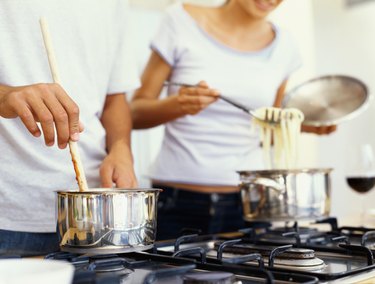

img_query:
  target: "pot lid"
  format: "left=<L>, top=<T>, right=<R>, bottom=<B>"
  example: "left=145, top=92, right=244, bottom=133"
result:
left=282, top=75, right=370, bottom=126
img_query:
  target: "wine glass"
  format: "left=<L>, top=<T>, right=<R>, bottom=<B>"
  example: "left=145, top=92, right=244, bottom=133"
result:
left=346, top=143, right=375, bottom=226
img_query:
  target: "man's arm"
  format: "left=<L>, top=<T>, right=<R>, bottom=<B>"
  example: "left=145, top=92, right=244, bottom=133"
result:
left=0, top=83, right=81, bottom=148
left=100, top=93, right=137, bottom=188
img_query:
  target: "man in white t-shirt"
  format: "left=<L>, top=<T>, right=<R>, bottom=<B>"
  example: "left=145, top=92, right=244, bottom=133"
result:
left=0, top=0, right=139, bottom=256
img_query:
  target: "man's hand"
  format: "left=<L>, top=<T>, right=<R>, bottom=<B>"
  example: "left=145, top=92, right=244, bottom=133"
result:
left=0, top=83, right=82, bottom=149
left=99, top=143, right=138, bottom=188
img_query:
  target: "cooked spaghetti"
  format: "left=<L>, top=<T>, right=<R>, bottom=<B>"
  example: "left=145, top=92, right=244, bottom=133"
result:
left=253, top=107, right=304, bottom=169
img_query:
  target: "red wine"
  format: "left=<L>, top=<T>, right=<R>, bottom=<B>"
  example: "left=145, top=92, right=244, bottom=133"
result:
left=346, top=176, right=375, bottom=193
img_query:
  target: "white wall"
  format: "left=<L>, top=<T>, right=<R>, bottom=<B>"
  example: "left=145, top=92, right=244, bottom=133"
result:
left=129, top=0, right=319, bottom=187
left=312, top=0, right=375, bottom=223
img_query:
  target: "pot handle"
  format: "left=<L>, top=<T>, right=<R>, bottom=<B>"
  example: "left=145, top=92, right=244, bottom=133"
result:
left=240, top=177, right=286, bottom=220
left=242, top=177, right=285, bottom=193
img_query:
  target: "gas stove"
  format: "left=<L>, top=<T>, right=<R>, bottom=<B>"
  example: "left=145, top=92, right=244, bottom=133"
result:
left=16, top=217, right=375, bottom=283
left=44, top=251, right=317, bottom=283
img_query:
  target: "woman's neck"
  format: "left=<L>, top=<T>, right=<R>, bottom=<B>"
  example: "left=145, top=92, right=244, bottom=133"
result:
left=184, top=3, right=274, bottom=52
left=218, top=1, right=266, bottom=32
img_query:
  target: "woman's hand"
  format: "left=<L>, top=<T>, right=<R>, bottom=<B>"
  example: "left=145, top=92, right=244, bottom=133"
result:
left=177, top=81, right=219, bottom=115
left=0, top=83, right=83, bottom=149
left=302, top=124, right=337, bottom=135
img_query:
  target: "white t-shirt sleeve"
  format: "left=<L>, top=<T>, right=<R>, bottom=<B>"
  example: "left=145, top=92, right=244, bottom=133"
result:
left=107, top=7, right=140, bottom=95
left=284, top=33, right=303, bottom=78
left=150, top=11, right=177, bottom=66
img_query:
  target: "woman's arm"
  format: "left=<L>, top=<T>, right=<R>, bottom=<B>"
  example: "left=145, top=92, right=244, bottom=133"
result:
left=130, top=51, right=218, bottom=129
left=273, top=80, right=288, bottom=108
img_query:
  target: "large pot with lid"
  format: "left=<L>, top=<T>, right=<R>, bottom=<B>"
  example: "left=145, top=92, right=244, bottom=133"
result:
left=238, top=168, right=332, bottom=221
left=56, top=188, right=161, bottom=254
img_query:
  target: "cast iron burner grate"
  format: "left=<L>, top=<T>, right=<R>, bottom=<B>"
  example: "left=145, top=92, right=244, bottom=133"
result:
left=44, top=250, right=319, bottom=284
left=154, top=218, right=375, bottom=282
left=183, top=272, right=235, bottom=284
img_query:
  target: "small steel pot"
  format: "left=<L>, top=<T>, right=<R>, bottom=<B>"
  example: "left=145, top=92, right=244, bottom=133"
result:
left=56, top=188, right=161, bottom=254
left=238, top=169, right=332, bottom=222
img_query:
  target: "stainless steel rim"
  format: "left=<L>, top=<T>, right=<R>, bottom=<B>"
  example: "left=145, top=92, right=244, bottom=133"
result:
left=60, top=244, right=154, bottom=255
left=56, top=188, right=162, bottom=195
left=243, top=214, right=329, bottom=222
left=237, top=168, right=333, bottom=175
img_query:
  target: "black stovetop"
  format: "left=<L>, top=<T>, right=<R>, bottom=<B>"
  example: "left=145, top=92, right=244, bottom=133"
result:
left=4, top=217, right=375, bottom=284
left=45, top=250, right=320, bottom=284
left=153, top=217, right=375, bottom=282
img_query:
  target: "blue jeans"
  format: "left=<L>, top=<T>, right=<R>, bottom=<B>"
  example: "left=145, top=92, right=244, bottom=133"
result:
left=0, top=229, right=60, bottom=257
left=154, top=184, right=245, bottom=241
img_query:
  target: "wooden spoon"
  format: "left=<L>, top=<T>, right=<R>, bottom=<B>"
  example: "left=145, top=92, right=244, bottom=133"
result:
left=39, top=17, right=88, bottom=192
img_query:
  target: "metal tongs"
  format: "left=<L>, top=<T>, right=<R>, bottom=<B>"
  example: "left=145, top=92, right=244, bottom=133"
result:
left=163, top=82, right=284, bottom=125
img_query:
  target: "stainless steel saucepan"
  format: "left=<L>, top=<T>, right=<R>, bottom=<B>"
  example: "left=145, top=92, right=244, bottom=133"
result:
left=238, top=169, right=332, bottom=221
left=56, top=188, right=161, bottom=254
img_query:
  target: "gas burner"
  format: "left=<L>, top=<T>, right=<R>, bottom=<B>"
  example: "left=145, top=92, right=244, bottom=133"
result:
left=274, top=248, right=315, bottom=259
left=269, top=257, right=325, bottom=271
left=183, top=272, right=235, bottom=284
left=212, top=241, right=325, bottom=272
left=266, top=247, right=325, bottom=271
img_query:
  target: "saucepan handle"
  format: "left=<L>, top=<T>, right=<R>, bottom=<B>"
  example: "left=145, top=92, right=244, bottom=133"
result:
left=240, top=177, right=286, bottom=220
left=241, top=177, right=285, bottom=193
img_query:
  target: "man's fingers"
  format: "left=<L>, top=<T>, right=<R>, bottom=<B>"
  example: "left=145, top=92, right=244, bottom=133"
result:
left=114, top=176, right=129, bottom=188
left=43, top=95, right=70, bottom=149
left=53, top=84, right=80, bottom=141
left=27, top=96, right=55, bottom=146
left=79, top=121, right=85, bottom=133
left=17, top=105, right=41, bottom=137
left=116, top=179, right=138, bottom=188
left=100, top=165, right=114, bottom=188
left=38, top=111, right=55, bottom=146
left=113, top=171, right=138, bottom=189
left=1, top=83, right=81, bottom=147
left=2, top=89, right=41, bottom=137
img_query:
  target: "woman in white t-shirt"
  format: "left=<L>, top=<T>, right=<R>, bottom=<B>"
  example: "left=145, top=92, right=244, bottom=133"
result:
left=131, top=0, right=335, bottom=240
